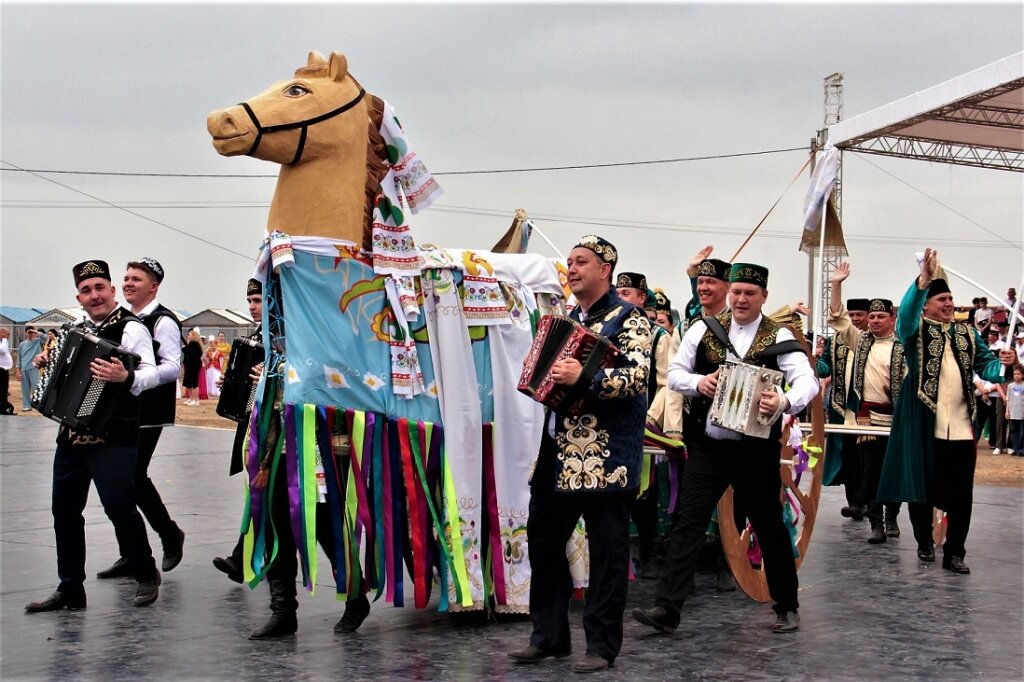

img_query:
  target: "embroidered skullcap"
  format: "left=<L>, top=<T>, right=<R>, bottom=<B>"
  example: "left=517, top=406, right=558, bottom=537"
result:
left=616, top=272, right=647, bottom=292
left=73, top=260, right=111, bottom=286
left=696, top=258, right=731, bottom=282
left=868, top=298, right=893, bottom=314
left=573, top=235, right=618, bottom=267
left=128, top=257, right=164, bottom=283
left=654, top=290, right=672, bottom=313
left=728, top=262, right=769, bottom=288
left=847, top=298, right=871, bottom=312
left=927, top=278, right=951, bottom=299
left=247, top=278, right=263, bottom=296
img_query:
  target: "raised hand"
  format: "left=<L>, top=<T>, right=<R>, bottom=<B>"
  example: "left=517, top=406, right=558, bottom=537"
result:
left=831, top=261, right=851, bottom=284
left=687, top=245, right=715, bottom=276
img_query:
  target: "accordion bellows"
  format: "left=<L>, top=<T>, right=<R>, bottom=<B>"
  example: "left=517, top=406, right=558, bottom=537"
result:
left=709, top=359, right=784, bottom=439
left=33, top=327, right=141, bottom=435
left=517, top=315, right=620, bottom=414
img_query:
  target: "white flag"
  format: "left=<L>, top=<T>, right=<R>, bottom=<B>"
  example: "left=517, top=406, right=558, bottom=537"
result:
left=802, top=145, right=840, bottom=232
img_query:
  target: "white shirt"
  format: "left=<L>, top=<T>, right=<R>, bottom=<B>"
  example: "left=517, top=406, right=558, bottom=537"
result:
left=0, top=337, right=12, bottom=371
left=136, top=299, right=181, bottom=388
left=668, top=313, right=819, bottom=440
left=86, top=311, right=159, bottom=397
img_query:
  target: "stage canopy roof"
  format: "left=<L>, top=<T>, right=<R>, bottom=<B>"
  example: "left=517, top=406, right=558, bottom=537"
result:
left=827, top=52, right=1024, bottom=172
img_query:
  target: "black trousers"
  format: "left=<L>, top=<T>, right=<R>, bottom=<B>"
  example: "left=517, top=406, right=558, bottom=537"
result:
left=0, top=367, right=10, bottom=410
left=263, top=451, right=361, bottom=612
left=628, top=481, right=659, bottom=564
left=527, top=443, right=632, bottom=663
left=909, top=439, right=976, bottom=559
left=839, top=434, right=864, bottom=507
left=857, top=436, right=901, bottom=528
left=656, top=437, right=799, bottom=618
left=117, top=426, right=178, bottom=556
left=52, top=444, right=157, bottom=592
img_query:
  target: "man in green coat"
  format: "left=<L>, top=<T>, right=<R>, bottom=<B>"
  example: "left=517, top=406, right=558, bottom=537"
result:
left=878, top=249, right=1017, bottom=575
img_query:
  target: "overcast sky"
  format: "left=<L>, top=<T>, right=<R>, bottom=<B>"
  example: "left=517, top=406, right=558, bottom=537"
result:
left=2, top=2, right=1022, bottom=325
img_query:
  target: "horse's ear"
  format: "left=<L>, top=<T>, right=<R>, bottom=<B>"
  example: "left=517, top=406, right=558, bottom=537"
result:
left=307, top=51, right=327, bottom=66
left=328, top=52, right=349, bottom=82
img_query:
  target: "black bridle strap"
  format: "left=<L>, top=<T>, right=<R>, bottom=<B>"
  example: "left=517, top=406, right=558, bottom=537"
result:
left=239, top=87, right=366, bottom=162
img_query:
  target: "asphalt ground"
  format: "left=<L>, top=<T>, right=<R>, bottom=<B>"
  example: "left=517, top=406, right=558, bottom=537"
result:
left=1, top=416, right=1021, bottom=681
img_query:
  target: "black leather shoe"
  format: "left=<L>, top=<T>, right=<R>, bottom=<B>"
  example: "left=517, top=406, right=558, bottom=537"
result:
left=632, top=606, right=678, bottom=633
left=162, top=528, right=185, bottom=572
left=212, top=556, right=243, bottom=584
left=334, top=595, right=371, bottom=633
left=133, top=572, right=161, bottom=607
left=841, top=505, right=866, bottom=521
left=884, top=517, right=901, bottom=537
left=917, top=542, right=936, bottom=563
left=574, top=652, right=611, bottom=673
left=771, top=610, right=800, bottom=633
left=96, top=556, right=133, bottom=579
left=943, top=556, right=971, bottom=574
left=249, top=613, right=298, bottom=640
left=25, top=590, right=86, bottom=613
left=507, top=644, right=571, bottom=664
left=867, top=527, right=887, bottom=544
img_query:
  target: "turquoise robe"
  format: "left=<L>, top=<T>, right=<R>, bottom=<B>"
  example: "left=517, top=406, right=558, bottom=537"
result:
left=877, top=280, right=1004, bottom=504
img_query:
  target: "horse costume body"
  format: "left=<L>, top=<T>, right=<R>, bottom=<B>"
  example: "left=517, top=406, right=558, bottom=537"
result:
left=208, top=52, right=578, bottom=613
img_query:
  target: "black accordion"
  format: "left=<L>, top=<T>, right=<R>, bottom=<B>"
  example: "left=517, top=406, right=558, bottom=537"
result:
left=216, top=337, right=265, bottom=423
left=32, top=326, right=141, bottom=435
left=517, top=315, right=621, bottom=414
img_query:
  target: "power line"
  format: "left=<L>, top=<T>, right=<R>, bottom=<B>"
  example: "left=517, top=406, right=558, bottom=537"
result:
left=853, top=154, right=1022, bottom=251
left=0, top=146, right=807, bottom=178
left=0, top=159, right=257, bottom=262
left=3, top=198, right=1017, bottom=249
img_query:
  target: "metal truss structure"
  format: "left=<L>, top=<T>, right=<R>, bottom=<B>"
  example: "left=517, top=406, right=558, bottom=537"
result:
left=837, top=77, right=1024, bottom=172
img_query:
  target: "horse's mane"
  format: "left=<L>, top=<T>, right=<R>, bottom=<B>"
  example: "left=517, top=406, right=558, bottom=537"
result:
left=364, top=94, right=389, bottom=251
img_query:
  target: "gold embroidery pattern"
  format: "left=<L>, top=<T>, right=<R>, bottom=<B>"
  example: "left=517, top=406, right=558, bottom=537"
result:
left=916, top=321, right=975, bottom=417
left=597, top=309, right=651, bottom=400
left=576, top=235, right=617, bottom=264
left=890, top=342, right=906, bottom=405
left=851, top=332, right=905, bottom=407
left=555, top=414, right=626, bottom=490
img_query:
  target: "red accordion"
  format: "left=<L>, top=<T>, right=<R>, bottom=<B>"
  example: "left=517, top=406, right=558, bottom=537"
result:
left=517, top=315, right=621, bottom=413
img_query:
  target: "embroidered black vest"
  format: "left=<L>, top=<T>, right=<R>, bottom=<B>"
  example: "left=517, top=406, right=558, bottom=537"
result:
left=647, top=324, right=666, bottom=406
left=849, top=332, right=905, bottom=408
left=685, top=312, right=786, bottom=445
left=138, top=303, right=182, bottom=427
left=829, top=335, right=852, bottom=415
left=58, top=307, right=141, bottom=448
left=917, top=320, right=977, bottom=420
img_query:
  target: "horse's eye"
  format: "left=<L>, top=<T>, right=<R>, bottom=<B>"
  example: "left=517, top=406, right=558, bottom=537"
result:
left=284, top=84, right=310, bottom=97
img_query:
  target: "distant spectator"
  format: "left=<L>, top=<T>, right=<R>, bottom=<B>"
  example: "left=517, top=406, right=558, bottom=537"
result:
left=1015, top=332, right=1024, bottom=365
left=16, top=326, right=43, bottom=412
left=182, top=329, right=204, bottom=406
left=967, top=297, right=981, bottom=326
left=974, top=297, right=992, bottom=332
left=1006, top=288, right=1019, bottom=315
left=1006, top=365, right=1024, bottom=456
left=0, top=328, right=13, bottom=414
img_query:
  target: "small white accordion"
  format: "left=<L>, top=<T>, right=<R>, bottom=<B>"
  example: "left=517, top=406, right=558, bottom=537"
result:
left=710, top=360, right=784, bottom=439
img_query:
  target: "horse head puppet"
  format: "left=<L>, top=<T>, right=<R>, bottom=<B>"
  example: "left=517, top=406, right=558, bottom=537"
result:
left=207, top=51, right=388, bottom=247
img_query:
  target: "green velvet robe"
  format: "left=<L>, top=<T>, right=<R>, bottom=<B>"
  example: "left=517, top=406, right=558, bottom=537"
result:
left=877, top=280, right=1004, bottom=504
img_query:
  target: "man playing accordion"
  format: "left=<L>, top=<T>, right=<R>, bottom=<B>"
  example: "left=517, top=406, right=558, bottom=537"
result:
left=509, top=235, right=652, bottom=674
left=634, top=262, right=818, bottom=634
left=25, top=260, right=163, bottom=612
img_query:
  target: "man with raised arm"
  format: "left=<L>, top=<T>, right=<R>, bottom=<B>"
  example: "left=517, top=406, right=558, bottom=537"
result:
left=828, top=262, right=904, bottom=543
left=878, top=249, right=1016, bottom=574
